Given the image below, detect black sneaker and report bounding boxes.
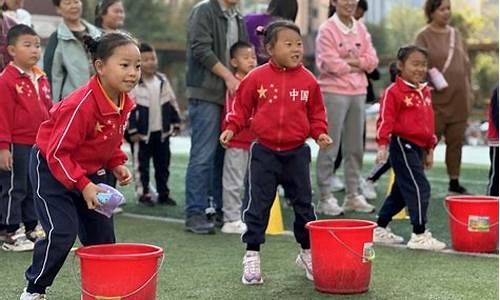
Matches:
[186,213,215,234]
[207,210,223,228]
[448,184,471,195]
[138,194,155,207]
[158,194,177,206]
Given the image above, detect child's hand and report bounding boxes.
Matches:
[112,165,132,186]
[0,149,12,171]
[424,149,434,169]
[316,133,332,149]
[82,183,105,209]
[376,146,388,164]
[129,134,142,144]
[220,130,234,148]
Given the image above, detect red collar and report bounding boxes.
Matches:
[89,76,134,116]
[395,76,428,93]
[268,59,303,73]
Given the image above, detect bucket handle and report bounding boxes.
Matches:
[327,230,375,262]
[443,200,499,229]
[72,252,165,299]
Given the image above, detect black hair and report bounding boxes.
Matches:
[83,32,138,63]
[397,45,428,64]
[95,0,122,28]
[7,24,38,46]
[256,20,301,48]
[267,0,298,22]
[230,41,253,59]
[52,0,62,7]
[389,62,398,83]
[139,42,154,53]
[328,0,368,18]
[424,0,444,23]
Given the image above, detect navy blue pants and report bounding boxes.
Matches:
[0,144,37,232]
[242,143,316,250]
[25,147,115,294]
[377,137,430,233]
[138,131,171,197]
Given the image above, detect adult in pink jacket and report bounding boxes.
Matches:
[315,0,378,216]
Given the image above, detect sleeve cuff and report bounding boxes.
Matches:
[226,124,238,135]
[75,176,91,192]
[106,157,125,171]
[0,142,10,150]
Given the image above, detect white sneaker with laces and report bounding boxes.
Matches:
[317,196,343,216]
[20,288,46,300]
[296,249,313,281]
[373,227,404,244]
[221,220,246,234]
[407,231,446,250]
[343,194,375,213]
[2,235,34,252]
[242,251,263,285]
[331,175,345,192]
[360,178,377,200]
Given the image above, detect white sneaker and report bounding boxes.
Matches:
[343,194,375,213]
[360,178,377,201]
[331,175,345,192]
[317,196,343,216]
[373,227,404,244]
[221,220,246,234]
[2,235,34,252]
[296,249,313,281]
[242,251,263,285]
[20,288,46,300]
[407,231,446,250]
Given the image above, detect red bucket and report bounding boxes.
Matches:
[445,196,499,253]
[306,219,377,294]
[76,243,164,299]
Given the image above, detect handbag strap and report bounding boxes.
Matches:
[441,26,455,74]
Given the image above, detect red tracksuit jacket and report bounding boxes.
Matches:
[376,76,437,150]
[225,61,328,151]
[0,63,52,149]
[36,76,135,191]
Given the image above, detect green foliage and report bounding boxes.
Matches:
[383,5,426,57]
[472,53,499,102]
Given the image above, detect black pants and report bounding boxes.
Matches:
[377,137,430,231]
[25,147,115,294]
[488,146,499,196]
[242,143,316,250]
[0,144,37,232]
[138,131,170,197]
[367,160,391,182]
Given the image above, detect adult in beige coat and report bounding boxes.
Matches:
[416,0,471,195]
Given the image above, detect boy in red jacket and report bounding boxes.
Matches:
[374,45,445,250]
[220,41,257,234]
[221,20,332,284]
[0,24,52,251]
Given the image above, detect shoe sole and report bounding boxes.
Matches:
[343,207,375,213]
[185,227,215,235]
[241,276,263,285]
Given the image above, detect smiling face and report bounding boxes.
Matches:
[8,34,41,71]
[101,1,125,31]
[332,0,358,20]
[266,28,303,69]
[95,43,141,97]
[397,50,428,85]
[140,50,157,78]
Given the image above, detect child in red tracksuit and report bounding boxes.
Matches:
[0,25,52,251]
[487,86,498,196]
[220,41,257,234]
[220,20,332,285]
[373,45,445,251]
[20,32,139,299]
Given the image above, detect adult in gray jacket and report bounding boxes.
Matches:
[185,0,248,234]
[43,0,101,102]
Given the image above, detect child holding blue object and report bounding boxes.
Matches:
[373,45,445,251]
[220,20,332,285]
[20,32,139,299]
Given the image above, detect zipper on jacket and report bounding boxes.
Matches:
[277,69,286,151]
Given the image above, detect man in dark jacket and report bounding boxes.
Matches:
[185,0,248,234]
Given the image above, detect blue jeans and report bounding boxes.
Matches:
[185,99,224,217]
